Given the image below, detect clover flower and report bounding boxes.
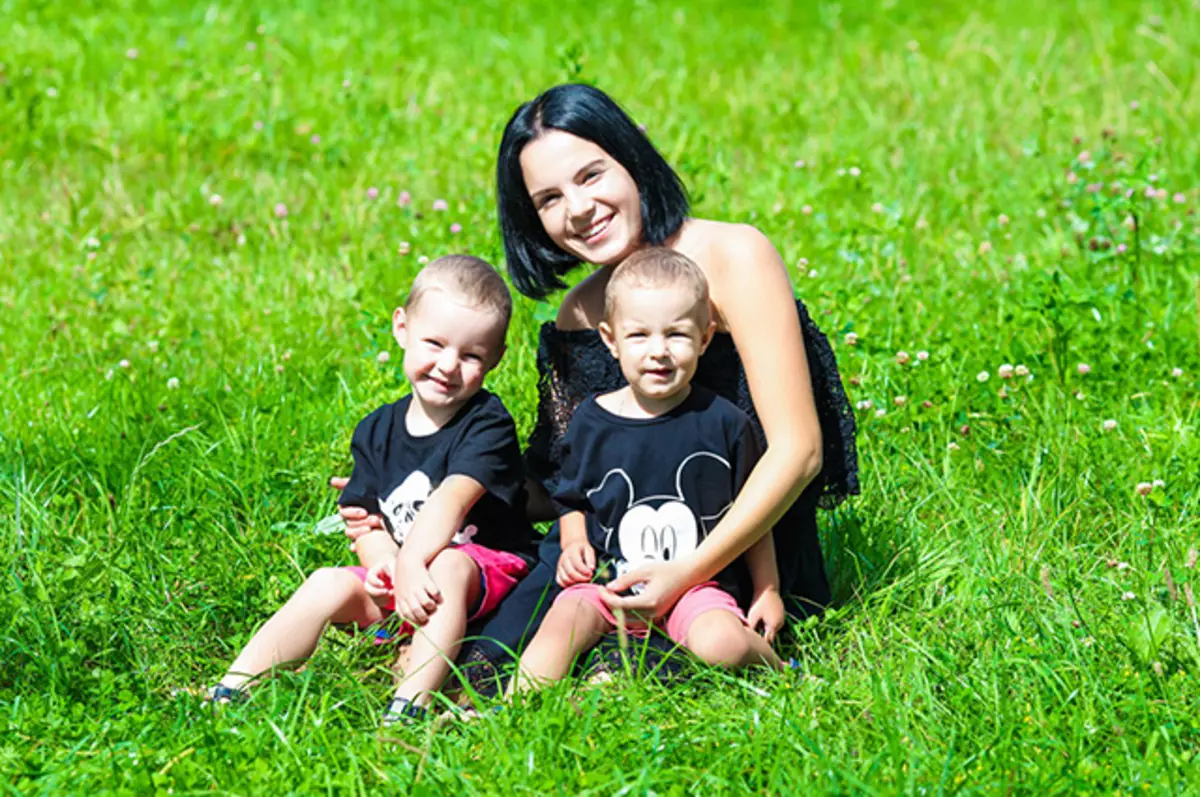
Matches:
[896,351,910,365]
[998,364,1014,379]
[367,187,379,200]
[1077,362,1091,375]
[377,351,391,364]
[976,370,989,382]
[1103,419,1117,431]
[844,332,859,346]
[167,377,180,390]
[274,203,289,219]
[397,190,412,207]
[432,199,449,212]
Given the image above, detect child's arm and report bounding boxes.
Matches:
[556,511,595,587]
[390,475,487,625]
[744,530,785,643]
[353,530,399,569]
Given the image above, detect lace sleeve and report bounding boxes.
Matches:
[523,324,624,489]
[796,299,859,508]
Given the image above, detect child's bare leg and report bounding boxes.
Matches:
[391,549,481,708]
[508,594,611,696]
[220,568,383,690]
[684,609,783,670]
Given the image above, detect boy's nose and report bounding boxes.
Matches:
[435,350,458,373]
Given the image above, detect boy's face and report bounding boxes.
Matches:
[599,285,715,403]
[393,289,507,412]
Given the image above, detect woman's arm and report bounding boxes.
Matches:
[603,224,822,613]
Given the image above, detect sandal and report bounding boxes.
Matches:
[206,684,248,705]
[381,696,428,727]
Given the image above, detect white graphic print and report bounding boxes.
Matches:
[380,471,477,545]
[587,452,733,591]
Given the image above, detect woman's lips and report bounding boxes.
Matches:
[579,214,613,244]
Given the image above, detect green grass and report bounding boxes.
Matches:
[3,0,1200,792]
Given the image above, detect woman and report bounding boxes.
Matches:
[341,84,857,689]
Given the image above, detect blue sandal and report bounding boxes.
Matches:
[382,696,428,727]
[206,684,248,704]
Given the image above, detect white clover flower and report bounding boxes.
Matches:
[947,442,960,451]
[874,408,886,418]
[167,377,180,390]
[849,166,861,177]
[976,371,989,383]
[1171,367,1183,378]
[1102,419,1117,431]
[118,359,131,369]
[916,350,929,361]
[377,351,391,364]
[896,351,910,365]
[1077,362,1091,375]
[855,399,873,411]
[1136,482,1153,496]
[209,194,223,207]
[998,364,1014,379]
[1153,479,1165,489]
[1121,591,1137,601]
[1014,364,1030,377]
[844,332,859,346]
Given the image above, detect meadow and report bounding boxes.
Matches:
[3,0,1200,792]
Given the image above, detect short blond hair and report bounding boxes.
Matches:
[405,254,513,329]
[604,247,710,324]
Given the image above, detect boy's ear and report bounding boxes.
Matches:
[392,307,408,350]
[698,318,717,355]
[598,320,620,360]
[488,342,508,370]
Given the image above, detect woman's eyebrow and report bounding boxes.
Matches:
[573,159,606,180]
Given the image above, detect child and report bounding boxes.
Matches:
[511,248,786,693]
[211,255,536,724]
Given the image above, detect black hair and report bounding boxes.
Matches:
[496,84,690,300]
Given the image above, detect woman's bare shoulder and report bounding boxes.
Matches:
[554,268,610,331]
[679,219,776,271]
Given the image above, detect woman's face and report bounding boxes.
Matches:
[519,130,644,266]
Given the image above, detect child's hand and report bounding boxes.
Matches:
[393,555,442,626]
[364,561,395,607]
[329,477,385,548]
[556,540,596,587]
[746,585,786,644]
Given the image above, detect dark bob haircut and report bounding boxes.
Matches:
[496,84,690,300]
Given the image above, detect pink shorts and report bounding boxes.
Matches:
[344,543,530,632]
[555,581,746,645]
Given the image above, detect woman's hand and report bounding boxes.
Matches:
[746,585,785,644]
[329,477,385,546]
[556,539,596,587]
[598,559,694,621]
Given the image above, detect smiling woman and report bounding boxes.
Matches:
[449,83,860,689]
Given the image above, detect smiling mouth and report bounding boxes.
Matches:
[426,375,456,391]
[578,214,613,243]
[645,368,674,380]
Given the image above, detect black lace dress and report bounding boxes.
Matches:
[456,298,858,691]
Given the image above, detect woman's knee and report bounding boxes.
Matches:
[685,611,753,667]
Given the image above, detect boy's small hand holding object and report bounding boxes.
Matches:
[746,584,785,644]
[556,539,596,587]
[392,553,442,626]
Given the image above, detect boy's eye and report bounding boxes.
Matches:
[626,332,647,340]
[423,339,443,349]
[463,353,483,363]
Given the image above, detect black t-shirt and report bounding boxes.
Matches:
[338,390,536,557]
[550,386,761,601]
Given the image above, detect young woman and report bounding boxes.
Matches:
[342,84,857,689]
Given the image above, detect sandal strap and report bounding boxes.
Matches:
[208,684,248,704]
[382,696,428,727]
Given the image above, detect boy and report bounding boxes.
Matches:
[211,255,535,724]
[511,248,785,693]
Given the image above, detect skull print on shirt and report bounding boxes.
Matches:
[379,471,477,546]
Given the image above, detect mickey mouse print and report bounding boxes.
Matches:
[550,387,764,601]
